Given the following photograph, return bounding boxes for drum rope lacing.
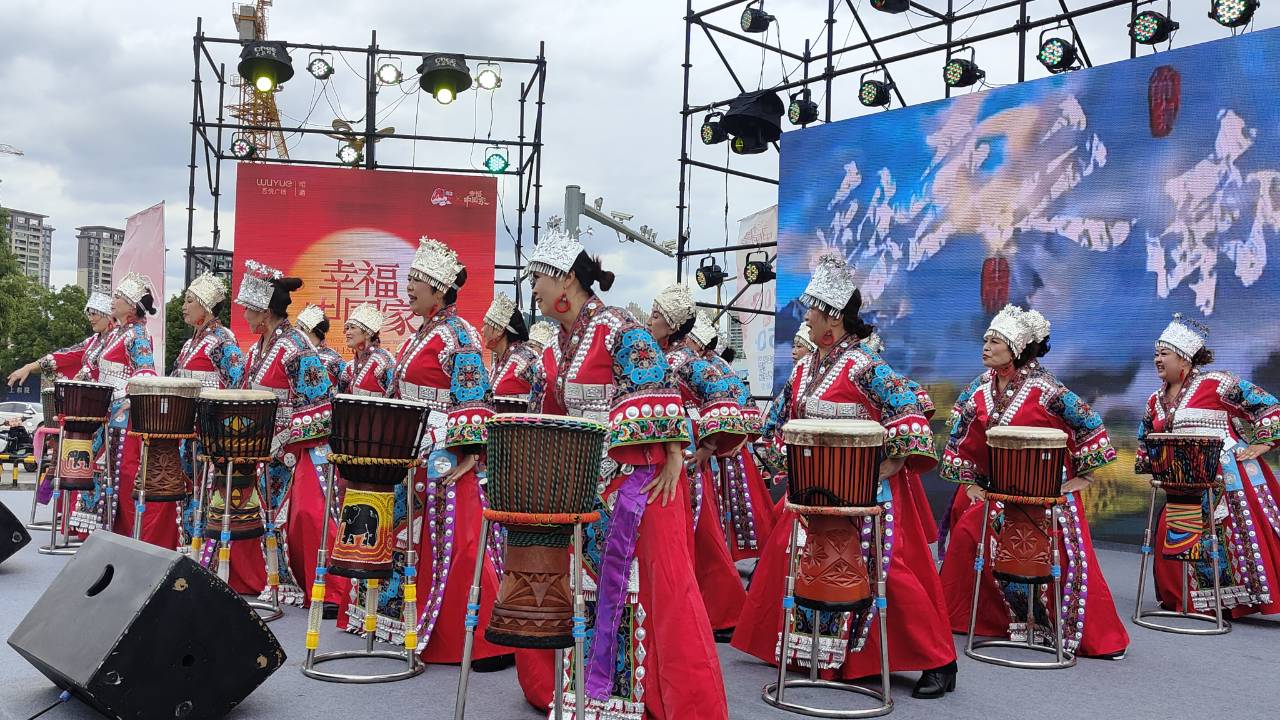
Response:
[127,431,199,441]
[482,509,602,525]
[784,501,882,517]
[324,454,421,468]
[984,491,1066,507]
[56,415,109,423]
[196,454,275,464]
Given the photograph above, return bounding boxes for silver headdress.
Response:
[346,303,385,335]
[1156,313,1210,361]
[689,310,718,348]
[799,254,857,317]
[296,304,327,334]
[236,259,282,312]
[862,331,885,355]
[186,272,227,313]
[1022,309,1052,344]
[527,228,584,278]
[985,304,1034,356]
[527,320,558,351]
[84,291,113,317]
[653,284,696,329]
[484,293,519,333]
[114,271,153,306]
[409,237,464,292]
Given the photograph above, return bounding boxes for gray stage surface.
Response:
[2,489,1277,720]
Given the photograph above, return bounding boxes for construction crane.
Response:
[0,144,23,157]
[227,1,290,159]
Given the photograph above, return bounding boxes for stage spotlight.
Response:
[743,251,775,285]
[475,62,502,90]
[722,90,785,143]
[419,53,473,105]
[337,142,362,166]
[943,57,984,88]
[787,89,819,126]
[1129,11,1179,44]
[230,135,257,159]
[376,57,403,85]
[871,0,910,12]
[1037,37,1078,73]
[701,112,728,145]
[859,71,893,107]
[695,257,726,290]
[307,52,334,80]
[1211,0,1258,28]
[238,41,294,93]
[731,135,769,155]
[484,146,510,174]
[740,1,773,33]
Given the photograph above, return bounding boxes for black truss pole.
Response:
[211,63,226,251]
[678,0,694,283]
[185,17,203,289]
[846,0,908,108]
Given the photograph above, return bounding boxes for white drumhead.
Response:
[986,426,1068,449]
[781,418,886,447]
[128,376,203,396]
[198,388,277,402]
[333,393,426,410]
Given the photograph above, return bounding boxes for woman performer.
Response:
[235,260,346,610]
[754,322,819,485]
[646,288,748,640]
[692,314,777,563]
[516,230,728,720]
[938,304,1129,659]
[298,304,345,387]
[335,303,393,396]
[480,292,537,412]
[385,237,508,669]
[172,272,245,550]
[1136,314,1280,617]
[731,254,957,699]
[7,292,117,530]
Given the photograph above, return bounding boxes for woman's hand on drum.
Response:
[1061,476,1092,495]
[877,456,905,481]
[1237,443,1272,461]
[643,444,684,507]
[964,483,986,503]
[442,453,478,485]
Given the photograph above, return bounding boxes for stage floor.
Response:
[2,489,1277,720]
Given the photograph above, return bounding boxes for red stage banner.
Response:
[231,165,497,358]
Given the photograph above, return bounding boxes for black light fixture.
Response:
[870,0,910,13]
[740,1,773,33]
[1129,10,1179,44]
[230,135,257,159]
[337,142,363,166]
[787,89,819,126]
[859,70,893,107]
[943,47,984,88]
[376,57,403,85]
[238,41,294,93]
[307,52,334,80]
[474,62,502,90]
[418,53,473,105]
[484,146,509,174]
[731,135,769,155]
[743,251,775,285]
[695,256,726,290]
[721,90,785,152]
[1037,30,1079,73]
[700,112,727,145]
[1210,0,1258,28]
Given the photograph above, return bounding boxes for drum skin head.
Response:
[781,418,885,447]
[986,426,1067,449]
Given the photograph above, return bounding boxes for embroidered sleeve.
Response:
[1135,394,1157,474]
[1221,377,1280,446]
[377,350,396,397]
[940,383,984,484]
[39,336,92,378]
[126,327,157,377]
[443,326,494,448]
[686,358,748,453]
[284,352,333,445]
[755,379,794,477]
[854,359,938,471]
[336,359,354,395]
[607,327,690,453]
[1047,387,1117,476]
[210,334,245,389]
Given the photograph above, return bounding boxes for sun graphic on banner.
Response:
[287,227,418,360]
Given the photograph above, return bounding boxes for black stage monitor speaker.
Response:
[0,497,31,566]
[8,532,285,719]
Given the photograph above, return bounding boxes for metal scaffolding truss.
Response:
[676,0,1167,316]
[184,16,546,297]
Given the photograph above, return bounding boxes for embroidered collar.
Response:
[988,360,1040,421]
[247,319,293,380]
[806,332,857,392]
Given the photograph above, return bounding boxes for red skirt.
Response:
[1153,459,1280,617]
[692,462,746,630]
[514,470,728,720]
[726,449,778,561]
[731,469,956,677]
[414,466,506,664]
[939,491,1129,657]
[107,428,180,549]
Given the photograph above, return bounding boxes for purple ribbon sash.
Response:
[584,464,653,700]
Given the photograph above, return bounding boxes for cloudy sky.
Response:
[1,0,1275,315]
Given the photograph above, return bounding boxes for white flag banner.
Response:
[733,205,777,396]
[114,202,166,373]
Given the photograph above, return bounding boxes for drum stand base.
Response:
[301,649,425,684]
[765,509,893,719]
[965,499,1076,671]
[1132,487,1231,636]
[36,490,79,556]
[247,598,284,623]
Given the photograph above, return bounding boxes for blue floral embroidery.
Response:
[1057,390,1103,431]
[617,328,667,386]
[293,355,332,402]
[126,326,155,372]
[1238,379,1279,408]
[687,359,737,401]
[214,337,245,388]
[867,361,919,410]
[445,317,473,346]
[451,351,489,403]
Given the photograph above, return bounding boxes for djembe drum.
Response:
[128,377,202,504]
[1144,433,1224,560]
[986,427,1068,583]
[481,414,608,648]
[53,380,113,492]
[783,418,885,613]
[327,394,427,579]
[194,389,277,559]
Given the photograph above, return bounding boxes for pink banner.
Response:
[114,202,166,373]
